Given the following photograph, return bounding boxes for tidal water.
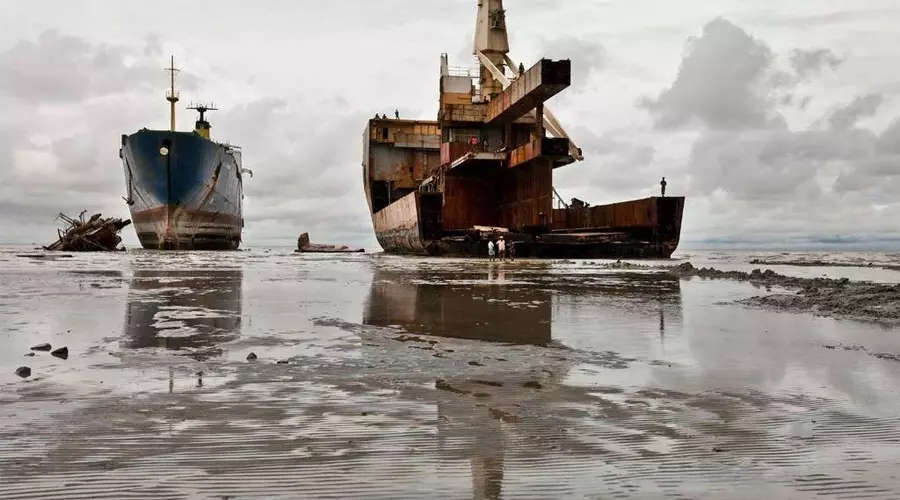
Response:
[1,245,900,499]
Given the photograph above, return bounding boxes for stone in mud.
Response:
[51,347,69,360]
[524,380,543,389]
[30,343,51,352]
[15,367,31,378]
[468,360,484,366]
[393,335,425,343]
[489,407,518,423]
[24,353,35,357]
[247,352,258,361]
[435,378,471,395]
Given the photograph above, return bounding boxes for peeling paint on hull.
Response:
[121,129,244,251]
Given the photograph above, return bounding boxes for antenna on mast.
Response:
[165,55,181,131]
[187,101,218,139]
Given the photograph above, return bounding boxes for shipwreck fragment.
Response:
[43,211,131,252]
[295,232,364,254]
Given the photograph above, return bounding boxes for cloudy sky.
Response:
[1,0,898,250]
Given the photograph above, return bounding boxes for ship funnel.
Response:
[187,102,218,140]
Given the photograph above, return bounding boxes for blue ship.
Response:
[119,56,251,250]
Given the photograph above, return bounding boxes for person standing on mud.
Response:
[497,236,506,261]
[660,176,667,197]
[487,239,495,261]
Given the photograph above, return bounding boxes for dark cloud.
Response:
[639,18,781,131]
[828,93,884,130]
[0,30,198,104]
[627,14,900,245]
[879,119,900,154]
[789,48,844,79]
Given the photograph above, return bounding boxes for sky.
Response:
[1,0,899,250]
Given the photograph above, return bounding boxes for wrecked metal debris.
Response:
[43,211,131,252]
[295,232,364,254]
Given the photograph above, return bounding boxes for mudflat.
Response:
[2,246,900,499]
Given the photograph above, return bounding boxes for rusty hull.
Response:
[361,4,685,260]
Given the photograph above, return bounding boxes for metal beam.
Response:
[478,50,583,162]
[508,137,570,169]
[484,59,570,125]
[502,54,583,161]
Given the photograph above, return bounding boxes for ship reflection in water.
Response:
[362,265,683,499]
[122,269,243,360]
[363,268,552,346]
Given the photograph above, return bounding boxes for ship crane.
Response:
[472,0,583,161]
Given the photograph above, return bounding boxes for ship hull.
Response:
[120,129,244,250]
[370,191,685,259]
[361,119,685,260]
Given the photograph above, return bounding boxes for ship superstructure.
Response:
[363,0,684,258]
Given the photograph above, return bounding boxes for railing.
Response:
[446,65,478,78]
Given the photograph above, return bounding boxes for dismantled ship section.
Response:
[362,0,684,259]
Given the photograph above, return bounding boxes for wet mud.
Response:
[749,258,900,273]
[1,247,900,499]
[669,262,900,325]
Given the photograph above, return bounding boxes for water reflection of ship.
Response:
[363,269,552,346]
[122,269,243,360]
[362,266,578,499]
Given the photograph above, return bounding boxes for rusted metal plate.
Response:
[443,175,499,230]
[368,119,439,144]
[508,137,571,169]
[372,191,427,254]
[508,139,538,169]
[438,103,488,125]
[441,142,474,166]
[500,161,552,229]
[554,197,664,230]
[485,59,571,124]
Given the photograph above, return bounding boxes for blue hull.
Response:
[120,129,245,250]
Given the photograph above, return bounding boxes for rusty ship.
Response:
[119,56,252,250]
[362,0,685,258]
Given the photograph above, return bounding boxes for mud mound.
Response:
[668,262,900,324]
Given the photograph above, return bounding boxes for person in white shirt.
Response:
[497,236,506,261]
[487,239,495,261]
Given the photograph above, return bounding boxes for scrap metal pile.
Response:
[43,211,132,252]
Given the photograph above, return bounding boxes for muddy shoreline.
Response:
[749,258,900,273]
[3,248,900,498]
[666,262,900,325]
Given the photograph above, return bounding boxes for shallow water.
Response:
[1,246,900,499]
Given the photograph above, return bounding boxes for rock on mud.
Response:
[30,343,52,352]
[15,367,31,378]
[51,347,69,360]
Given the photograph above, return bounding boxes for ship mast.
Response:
[165,55,180,132]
